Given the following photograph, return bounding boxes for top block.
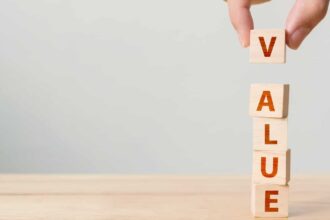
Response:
[249,84,289,118]
[250,29,286,64]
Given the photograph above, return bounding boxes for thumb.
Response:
[286,0,329,49]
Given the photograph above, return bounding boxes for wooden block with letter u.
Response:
[253,150,291,185]
[250,29,286,63]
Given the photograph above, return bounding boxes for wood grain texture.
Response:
[250,29,286,63]
[249,84,289,118]
[253,117,288,151]
[0,175,329,220]
[253,150,291,185]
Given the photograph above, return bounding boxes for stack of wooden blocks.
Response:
[249,29,290,218]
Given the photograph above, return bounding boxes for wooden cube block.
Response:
[252,184,289,217]
[250,29,286,63]
[249,84,289,118]
[253,117,288,151]
[253,150,291,185]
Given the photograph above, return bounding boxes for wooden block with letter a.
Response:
[253,149,291,185]
[249,84,289,118]
[253,117,288,151]
[250,29,286,63]
[251,184,289,218]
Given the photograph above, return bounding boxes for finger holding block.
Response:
[250,29,286,64]
[252,184,289,218]
[253,117,288,151]
[249,84,289,118]
[253,150,291,185]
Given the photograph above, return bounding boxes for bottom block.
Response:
[251,184,289,218]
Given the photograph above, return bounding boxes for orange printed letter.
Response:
[259,37,277,57]
[265,124,278,145]
[256,91,275,112]
[261,157,278,178]
[265,190,279,212]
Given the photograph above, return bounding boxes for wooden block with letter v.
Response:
[253,117,288,151]
[249,84,289,118]
[251,184,289,218]
[250,29,286,63]
[253,149,291,185]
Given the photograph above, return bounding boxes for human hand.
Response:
[227,0,329,49]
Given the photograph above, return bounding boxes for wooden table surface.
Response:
[0,175,329,220]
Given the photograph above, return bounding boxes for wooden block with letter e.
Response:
[250,29,286,63]
[251,184,289,218]
[253,149,291,185]
[249,84,289,118]
[253,117,288,151]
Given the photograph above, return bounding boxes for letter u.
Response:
[261,157,278,178]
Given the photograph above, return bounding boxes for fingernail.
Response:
[288,27,311,49]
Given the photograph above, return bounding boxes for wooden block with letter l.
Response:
[249,84,289,118]
[253,117,288,151]
[250,29,286,63]
[253,149,291,185]
[251,184,289,218]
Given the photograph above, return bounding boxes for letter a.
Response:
[257,91,275,112]
[259,37,277,57]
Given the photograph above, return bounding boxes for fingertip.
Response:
[286,27,311,50]
[242,41,250,48]
[238,30,250,48]
[227,0,253,48]
[287,42,299,50]
[235,20,253,48]
[285,0,329,50]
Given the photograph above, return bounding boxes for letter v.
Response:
[258,37,277,57]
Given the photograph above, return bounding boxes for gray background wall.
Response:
[0,0,329,173]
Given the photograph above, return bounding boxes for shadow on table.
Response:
[251,196,330,219]
[290,196,330,217]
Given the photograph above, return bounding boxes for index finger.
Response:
[227,0,254,47]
